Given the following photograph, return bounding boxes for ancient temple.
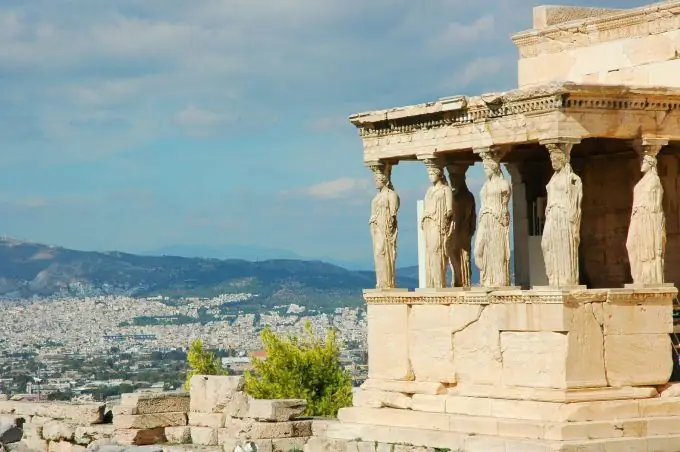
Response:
[323,1,680,451]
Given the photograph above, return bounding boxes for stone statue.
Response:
[626,154,666,285]
[447,164,477,287]
[474,152,511,287]
[369,164,400,289]
[421,160,454,288]
[541,144,583,286]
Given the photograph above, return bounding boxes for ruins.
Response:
[318,0,680,450]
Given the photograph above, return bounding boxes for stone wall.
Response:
[513,2,680,87]
[1,376,314,452]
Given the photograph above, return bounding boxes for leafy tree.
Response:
[185,338,227,389]
[244,322,352,417]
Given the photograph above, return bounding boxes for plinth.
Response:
[323,286,680,451]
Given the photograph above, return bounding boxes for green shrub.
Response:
[184,338,227,389]
[244,322,352,417]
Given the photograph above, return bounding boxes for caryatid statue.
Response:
[474,149,511,287]
[421,159,454,288]
[447,163,477,287]
[626,140,667,285]
[369,163,400,289]
[541,142,583,287]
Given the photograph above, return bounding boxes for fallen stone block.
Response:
[190,426,218,446]
[164,426,191,444]
[119,393,190,415]
[0,402,105,424]
[0,421,23,444]
[272,436,309,451]
[246,399,307,422]
[112,428,166,446]
[47,441,87,452]
[189,375,244,413]
[73,425,116,445]
[42,421,77,442]
[188,412,225,428]
[113,412,187,429]
[225,418,313,440]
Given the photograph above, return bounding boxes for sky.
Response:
[0,0,648,268]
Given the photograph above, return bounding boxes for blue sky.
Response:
[0,0,646,267]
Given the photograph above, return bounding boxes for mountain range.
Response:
[0,238,421,310]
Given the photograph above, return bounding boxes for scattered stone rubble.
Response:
[0,376,316,452]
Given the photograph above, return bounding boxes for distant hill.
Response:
[0,238,419,310]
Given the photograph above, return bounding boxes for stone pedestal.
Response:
[323,287,680,451]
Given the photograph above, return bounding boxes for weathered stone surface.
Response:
[605,333,672,386]
[271,437,309,452]
[603,297,673,335]
[188,412,224,428]
[47,441,86,452]
[245,399,307,422]
[164,426,191,445]
[223,392,249,419]
[360,380,445,395]
[224,418,312,440]
[337,407,449,431]
[0,421,23,444]
[453,305,502,386]
[113,412,187,429]
[42,421,77,442]
[498,302,572,331]
[189,426,218,446]
[221,439,273,452]
[367,304,411,380]
[74,425,116,445]
[0,402,105,424]
[658,382,680,398]
[112,428,166,446]
[411,395,446,413]
[352,390,411,410]
[189,375,244,413]
[408,305,467,383]
[87,439,163,452]
[112,405,136,416]
[119,393,190,415]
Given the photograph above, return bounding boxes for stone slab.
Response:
[165,426,191,444]
[73,425,115,445]
[113,427,166,445]
[449,383,657,402]
[366,305,412,380]
[119,392,190,414]
[360,379,446,395]
[0,401,105,424]
[246,398,307,421]
[189,375,244,413]
[188,412,224,428]
[113,412,188,429]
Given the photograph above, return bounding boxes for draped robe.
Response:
[422,182,453,288]
[370,187,400,288]
[626,170,665,285]
[474,176,511,287]
[449,187,476,287]
[542,165,582,286]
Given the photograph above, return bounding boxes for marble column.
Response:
[540,138,583,287]
[474,146,512,288]
[506,163,530,289]
[367,161,400,289]
[626,138,668,286]
[420,158,454,288]
[445,162,477,287]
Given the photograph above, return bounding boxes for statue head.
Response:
[641,154,657,173]
[371,164,390,190]
[549,149,568,171]
[481,153,501,180]
[425,160,444,185]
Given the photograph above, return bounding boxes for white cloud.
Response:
[288,178,372,200]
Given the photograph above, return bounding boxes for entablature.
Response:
[349,83,680,163]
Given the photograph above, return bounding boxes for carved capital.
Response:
[632,137,669,158]
[540,138,580,162]
[473,145,509,164]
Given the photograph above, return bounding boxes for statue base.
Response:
[342,287,679,452]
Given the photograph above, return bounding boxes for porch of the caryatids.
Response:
[420,158,454,288]
[445,162,476,288]
[474,146,512,288]
[540,138,583,287]
[627,138,668,286]
[367,161,400,289]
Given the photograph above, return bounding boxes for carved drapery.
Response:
[368,162,400,289]
[540,139,583,287]
[446,162,476,287]
[474,146,512,287]
[421,158,454,288]
[626,138,668,285]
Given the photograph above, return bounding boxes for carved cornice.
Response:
[512,1,680,58]
[363,289,612,305]
[349,84,680,140]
